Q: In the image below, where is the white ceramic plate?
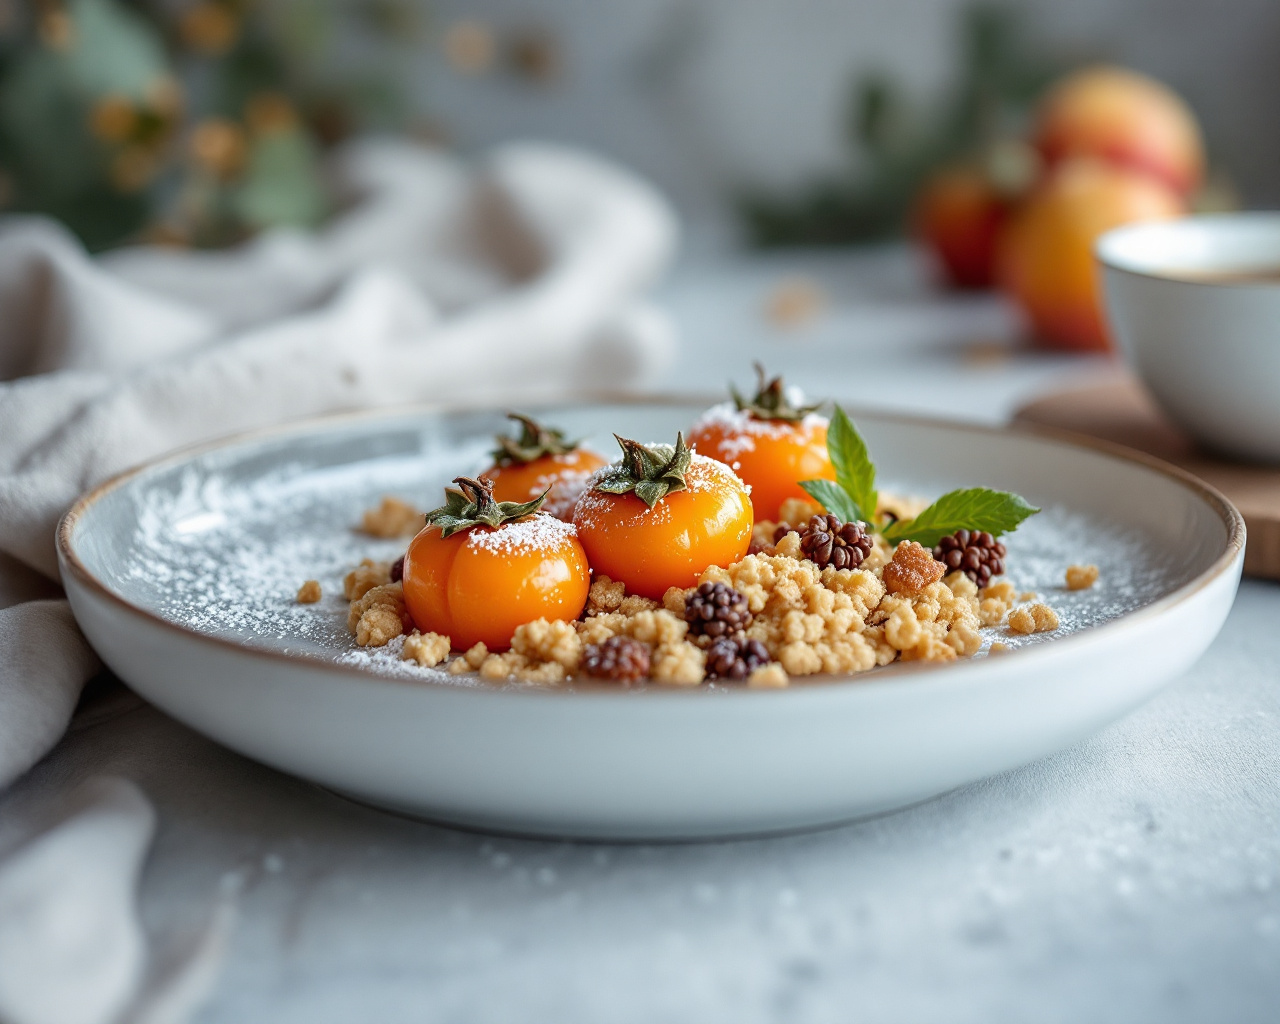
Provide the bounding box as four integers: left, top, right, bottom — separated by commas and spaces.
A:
58, 401, 1244, 839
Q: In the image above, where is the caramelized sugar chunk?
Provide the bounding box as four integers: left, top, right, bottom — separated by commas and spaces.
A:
882, 541, 946, 595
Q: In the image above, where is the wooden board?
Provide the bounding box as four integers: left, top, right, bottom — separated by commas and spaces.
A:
1013, 371, 1280, 579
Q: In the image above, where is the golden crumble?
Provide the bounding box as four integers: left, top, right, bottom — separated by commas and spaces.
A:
360, 496, 424, 538
585, 575, 625, 614
1066, 564, 1100, 590
748, 663, 790, 688
344, 559, 391, 601
511, 618, 582, 669
662, 586, 687, 616
619, 594, 660, 616
1020, 591, 1038, 602
882, 541, 946, 595
977, 578, 1016, 627
778, 496, 824, 526
448, 642, 489, 674
296, 579, 322, 604
650, 641, 706, 685
477, 650, 568, 685
989, 641, 1011, 655
348, 582, 410, 647
1007, 602, 1060, 635
402, 630, 450, 667
877, 493, 929, 523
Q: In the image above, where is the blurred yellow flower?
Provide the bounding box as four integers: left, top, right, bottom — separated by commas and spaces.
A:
245, 92, 297, 136
189, 118, 247, 178
444, 20, 495, 75
145, 75, 185, 118
507, 28, 561, 83
179, 2, 238, 55
38, 9, 74, 51
89, 94, 137, 143
110, 146, 158, 193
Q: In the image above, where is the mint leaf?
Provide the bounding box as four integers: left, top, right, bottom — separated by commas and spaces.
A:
826, 406, 877, 522
881, 488, 1040, 547
799, 479, 860, 524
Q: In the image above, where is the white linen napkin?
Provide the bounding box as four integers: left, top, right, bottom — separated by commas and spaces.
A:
0, 138, 678, 1024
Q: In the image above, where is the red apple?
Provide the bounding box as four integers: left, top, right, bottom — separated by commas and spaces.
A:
1033, 65, 1205, 197
997, 159, 1183, 351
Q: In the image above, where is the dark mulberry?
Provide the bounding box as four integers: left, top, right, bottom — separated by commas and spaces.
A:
581, 635, 651, 683
933, 529, 1006, 585
795, 514, 873, 570
683, 581, 752, 639
705, 635, 771, 681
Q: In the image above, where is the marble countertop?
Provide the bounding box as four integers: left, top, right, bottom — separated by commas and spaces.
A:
4, 247, 1277, 1023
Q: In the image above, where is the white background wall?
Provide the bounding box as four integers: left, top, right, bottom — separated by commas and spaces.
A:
411, 0, 1280, 229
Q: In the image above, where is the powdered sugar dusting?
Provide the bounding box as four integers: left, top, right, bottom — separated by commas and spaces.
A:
464, 513, 577, 555
691, 402, 828, 460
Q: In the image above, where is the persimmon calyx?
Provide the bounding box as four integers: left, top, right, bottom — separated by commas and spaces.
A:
730, 362, 822, 422
595, 433, 692, 509
426, 476, 548, 538
491, 412, 580, 466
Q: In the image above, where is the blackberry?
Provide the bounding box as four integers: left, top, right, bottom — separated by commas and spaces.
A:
581, 636, 651, 683
390, 555, 405, 582
933, 529, 1006, 585
705, 635, 771, 681
684, 581, 752, 639
796, 514, 873, 570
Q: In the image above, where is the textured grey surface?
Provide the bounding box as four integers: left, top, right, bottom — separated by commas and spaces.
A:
2, 579, 1276, 1023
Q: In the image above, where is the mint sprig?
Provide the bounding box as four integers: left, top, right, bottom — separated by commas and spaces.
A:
798, 406, 1040, 544
824, 405, 877, 521
798, 478, 860, 525
880, 488, 1039, 547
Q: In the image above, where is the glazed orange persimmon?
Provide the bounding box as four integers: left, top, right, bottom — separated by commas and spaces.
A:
687, 367, 834, 522
480, 413, 607, 520
402, 477, 590, 651
572, 433, 753, 600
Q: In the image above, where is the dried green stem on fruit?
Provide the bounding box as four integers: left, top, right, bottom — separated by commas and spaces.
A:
730, 363, 822, 422
491, 412, 579, 465
426, 476, 547, 538
594, 433, 692, 509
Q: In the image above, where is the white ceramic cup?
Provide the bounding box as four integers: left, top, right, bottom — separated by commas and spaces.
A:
1098, 212, 1280, 463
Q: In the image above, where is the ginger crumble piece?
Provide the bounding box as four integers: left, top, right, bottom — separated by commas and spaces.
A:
296, 580, 322, 604
882, 541, 946, 596
402, 631, 450, 667
989, 641, 1011, 655
1065, 564, 1100, 591
360, 496, 424, 538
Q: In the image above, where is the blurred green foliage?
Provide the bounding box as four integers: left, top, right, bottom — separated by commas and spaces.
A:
738, 4, 1065, 247
0, 0, 425, 250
